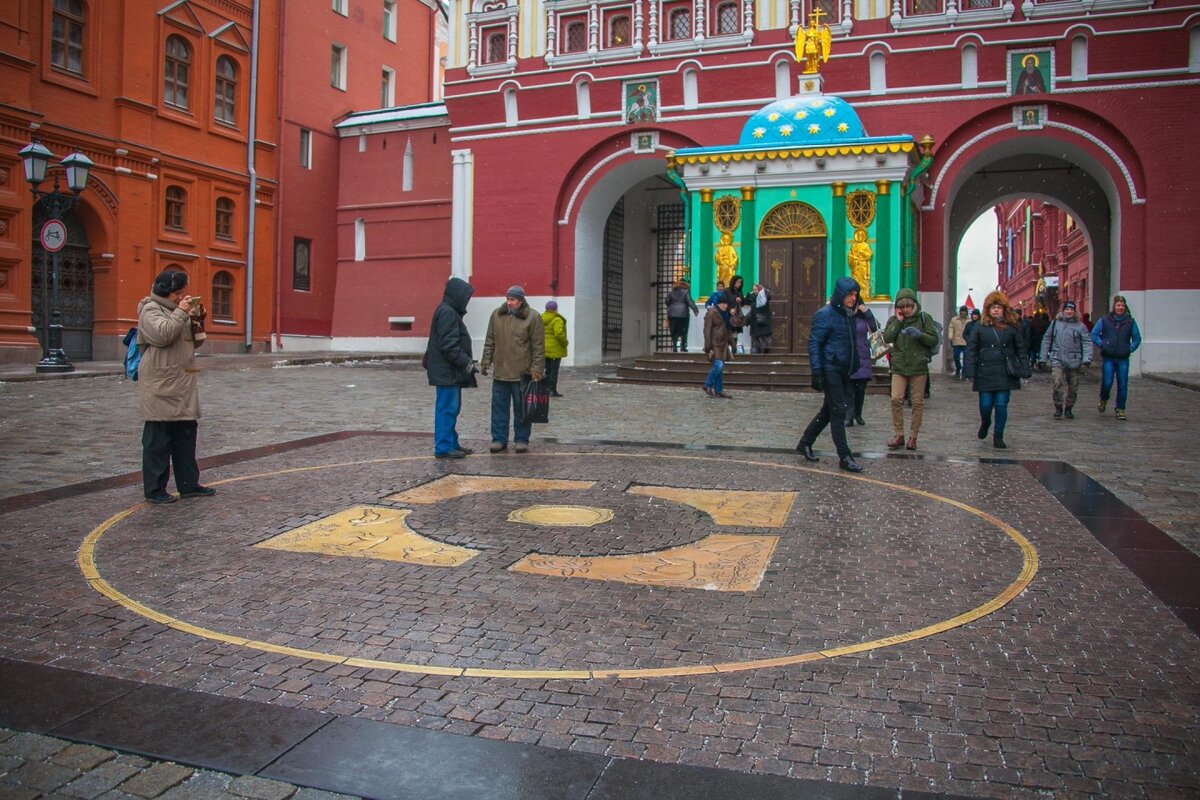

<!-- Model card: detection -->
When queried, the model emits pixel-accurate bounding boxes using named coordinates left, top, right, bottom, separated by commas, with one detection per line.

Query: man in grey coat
left=480, top=286, right=545, bottom=453
left=1038, top=300, right=1093, bottom=419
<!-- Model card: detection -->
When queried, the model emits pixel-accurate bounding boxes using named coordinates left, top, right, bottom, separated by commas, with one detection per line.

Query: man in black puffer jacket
left=796, top=276, right=864, bottom=472
left=425, top=277, right=478, bottom=458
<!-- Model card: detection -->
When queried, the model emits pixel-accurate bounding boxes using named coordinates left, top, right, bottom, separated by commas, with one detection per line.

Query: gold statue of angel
left=795, top=8, right=832, bottom=75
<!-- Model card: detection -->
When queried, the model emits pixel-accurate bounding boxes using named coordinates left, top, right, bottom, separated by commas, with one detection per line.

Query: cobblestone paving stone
left=1, top=360, right=1199, bottom=799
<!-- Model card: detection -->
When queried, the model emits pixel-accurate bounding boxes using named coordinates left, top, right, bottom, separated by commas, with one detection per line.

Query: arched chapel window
left=608, top=15, right=630, bottom=47
left=668, top=8, right=691, bottom=40
left=714, top=1, right=739, bottom=35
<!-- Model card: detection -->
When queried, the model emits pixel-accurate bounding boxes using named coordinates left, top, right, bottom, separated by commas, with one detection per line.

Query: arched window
left=51, top=0, right=85, bottom=74
left=212, top=271, right=234, bottom=320
left=576, top=80, right=592, bottom=118
left=165, top=185, right=187, bottom=231
left=682, top=68, right=698, bottom=109
left=869, top=51, right=886, bottom=95
left=668, top=8, right=691, bottom=40
left=774, top=59, right=791, bottom=99
left=164, top=35, right=191, bottom=110
left=564, top=20, right=586, bottom=53
left=714, top=1, right=739, bottom=35
left=1071, top=35, right=1088, bottom=81
left=485, top=30, right=505, bottom=63
left=961, top=44, right=978, bottom=89
left=215, top=197, right=234, bottom=239
left=608, top=15, right=630, bottom=47
left=1191, top=27, right=1200, bottom=73
left=214, top=56, right=238, bottom=125
left=503, top=87, right=518, bottom=126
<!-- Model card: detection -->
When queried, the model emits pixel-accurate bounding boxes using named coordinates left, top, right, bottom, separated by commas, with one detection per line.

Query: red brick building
left=996, top=198, right=1091, bottom=321
left=428, top=0, right=1200, bottom=373
left=0, top=0, right=279, bottom=362
left=273, top=0, right=444, bottom=351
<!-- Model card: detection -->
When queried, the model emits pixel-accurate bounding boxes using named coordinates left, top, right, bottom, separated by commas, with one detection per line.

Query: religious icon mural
left=1010, top=50, right=1052, bottom=96
left=625, top=80, right=659, bottom=123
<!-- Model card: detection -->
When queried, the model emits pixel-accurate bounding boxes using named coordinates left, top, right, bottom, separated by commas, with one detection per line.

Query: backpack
left=122, top=327, right=142, bottom=381
left=922, top=313, right=943, bottom=358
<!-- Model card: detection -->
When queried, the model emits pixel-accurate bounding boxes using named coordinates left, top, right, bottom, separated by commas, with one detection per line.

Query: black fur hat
left=152, top=269, right=190, bottom=297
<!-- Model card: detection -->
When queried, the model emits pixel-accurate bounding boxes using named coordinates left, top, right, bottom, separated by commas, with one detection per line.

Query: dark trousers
left=800, top=371, right=852, bottom=458
left=142, top=420, right=200, bottom=497
left=668, top=317, right=690, bottom=352
left=545, top=358, right=562, bottom=394
left=490, top=380, right=532, bottom=445
left=846, top=378, right=868, bottom=419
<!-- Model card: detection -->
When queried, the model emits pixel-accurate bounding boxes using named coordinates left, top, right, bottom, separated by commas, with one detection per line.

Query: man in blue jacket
left=1091, top=294, right=1142, bottom=420
left=796, top=277, right=864, bottom=472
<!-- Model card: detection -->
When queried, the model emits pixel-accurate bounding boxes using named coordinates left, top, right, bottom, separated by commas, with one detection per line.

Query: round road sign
left=40, top=220, right=67, bottom=253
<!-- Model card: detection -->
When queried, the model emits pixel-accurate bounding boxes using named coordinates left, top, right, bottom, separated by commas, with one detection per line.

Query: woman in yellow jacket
left=542, top=300, right=569, bottom=397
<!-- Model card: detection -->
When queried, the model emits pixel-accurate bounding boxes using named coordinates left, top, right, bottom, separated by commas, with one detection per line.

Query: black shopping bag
left=520, top=375, right=551, bottom=424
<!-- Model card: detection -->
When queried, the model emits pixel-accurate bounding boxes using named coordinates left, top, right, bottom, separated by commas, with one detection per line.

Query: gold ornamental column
left=830, top=182, right=847, bottom=286
left=739, top=186, right=756, bottom=282
left=874, top=180, right=891, bottom=299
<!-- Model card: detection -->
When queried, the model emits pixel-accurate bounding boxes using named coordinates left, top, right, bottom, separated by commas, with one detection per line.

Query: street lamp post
left=19, top=140, right=93, bottom=373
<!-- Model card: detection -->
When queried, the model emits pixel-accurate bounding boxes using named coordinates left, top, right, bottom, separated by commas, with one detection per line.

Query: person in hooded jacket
left=747, top=283, right=773, bottom=354
left=136, top=268, right=214, bottom=504
left=1037, top=300, right=1092, bottom=419
left=542, top=300, right=568, bottom=397
left=796, top=277, right=864, bottom=472
left=1091, top=294, right=1142, bottom=420
left=424, top=277, right=477, bottom=458
left=665, top=280, right=699, bottom=352
left=965, top=291, right=1029, bottom=449
left=845, top=299, right=879, bottom=428
left=882, top=288, right=938, bottom=451
left=481, top=286, right=545, bottom=453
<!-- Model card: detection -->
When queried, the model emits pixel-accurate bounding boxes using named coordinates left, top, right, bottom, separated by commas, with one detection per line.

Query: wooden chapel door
left=757, top=203, right=828, bottom=354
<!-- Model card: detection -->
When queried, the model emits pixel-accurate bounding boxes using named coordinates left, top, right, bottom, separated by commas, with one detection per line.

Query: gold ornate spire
left=795, top=9, right=832, bottom=75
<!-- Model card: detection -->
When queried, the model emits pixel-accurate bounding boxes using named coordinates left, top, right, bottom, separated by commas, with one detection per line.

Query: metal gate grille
left=654, top=203, right=686, bottom=352
left=601, top=199, right=624, bottom=356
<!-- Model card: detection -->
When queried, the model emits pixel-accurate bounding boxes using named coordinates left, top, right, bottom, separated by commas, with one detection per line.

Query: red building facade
left=0, top=0, right=279, bottom=362
left=996, top=198, right=1091, bottom=320
left=432, top=0, right=1200, bottom=372
left=274, top=0, right=443, bottom=351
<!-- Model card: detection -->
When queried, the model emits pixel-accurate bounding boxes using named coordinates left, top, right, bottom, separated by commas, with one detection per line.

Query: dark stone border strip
left=1022, top=461, right=1200, bottom=635
left=0, top=657, right=975, bottom=800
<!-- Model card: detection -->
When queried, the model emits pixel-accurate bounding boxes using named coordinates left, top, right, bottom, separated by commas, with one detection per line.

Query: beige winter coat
left=481, top=301, right=545, bottom=382
left=137, top=295, right=200, bottom=421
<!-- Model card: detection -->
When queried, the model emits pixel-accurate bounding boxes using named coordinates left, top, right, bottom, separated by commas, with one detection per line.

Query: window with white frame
left=576, top=80, right=591, bottom=118
left=381, top=66, right=395, bottom=106
left=299, top=128, right=312, bottom=168
left=467, top=0, right=518, bottom=74
left=503, top=87, right=518, bottom=126
left=682, top=68, right=698, bottom=108
left=383, top=0, right=397, bottom=40
left=1071, top=35, right=1088, bottom=81
left=354, top=218, right=366, bottom=261
left=961, top=44, right=978, bottom=89
left=333, top=0, right=347, bottom=15
left=330, top=43, right=347, bottom=90
left=869, top=51, right=886, bottom=94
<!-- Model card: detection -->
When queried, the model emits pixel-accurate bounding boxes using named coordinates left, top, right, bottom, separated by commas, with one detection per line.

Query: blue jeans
left=704, top=359, right=725, bottom=393
left=434, top=386, right=463, bottom=455
left=978, top=390, right=1011, bottom=435
left=952, top=345, right=966, bottom=375
left=1100, top=357, right=1130, bottom=410
left=490, top=380, right=531, bottom=445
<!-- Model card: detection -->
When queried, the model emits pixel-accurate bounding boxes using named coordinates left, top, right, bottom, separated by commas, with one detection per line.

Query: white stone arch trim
left=558, top=144, right=675, bottom=225
left=923, top=122, right=1145, bottom=212
left=950, top=32, right=985, bottom=49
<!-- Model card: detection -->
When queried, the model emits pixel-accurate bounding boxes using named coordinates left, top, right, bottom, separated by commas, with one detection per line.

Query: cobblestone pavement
left=2, top=359, right=1198, bottom=554
left=1, top=359, right=1198, bottom=799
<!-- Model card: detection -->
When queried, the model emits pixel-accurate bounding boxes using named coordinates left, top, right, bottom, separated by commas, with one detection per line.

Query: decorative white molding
left=559, top=144, right=673, bottom=224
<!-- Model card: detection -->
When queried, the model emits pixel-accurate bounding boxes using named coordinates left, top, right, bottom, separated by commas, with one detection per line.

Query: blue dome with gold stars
left=739, top=94, right=866, bottom=147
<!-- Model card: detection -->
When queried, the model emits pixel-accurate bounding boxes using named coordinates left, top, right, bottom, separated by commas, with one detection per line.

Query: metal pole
left=36, top=197, right=74, bottom=373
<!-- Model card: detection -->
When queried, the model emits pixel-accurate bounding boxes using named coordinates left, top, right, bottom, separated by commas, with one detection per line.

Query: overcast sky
left=955, top=213, right=1000, bottom=309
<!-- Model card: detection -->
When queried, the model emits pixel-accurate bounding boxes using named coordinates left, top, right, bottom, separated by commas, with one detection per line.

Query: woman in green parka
left=542, top=300, right=569, bottom=397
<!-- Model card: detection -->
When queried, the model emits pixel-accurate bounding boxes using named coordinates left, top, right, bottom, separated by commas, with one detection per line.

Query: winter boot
left=993, top=433, right=1007, bottom=449
left=1053, top=405, right=1063, bottom=419
left=1064, top=407, right=1074, bottom=419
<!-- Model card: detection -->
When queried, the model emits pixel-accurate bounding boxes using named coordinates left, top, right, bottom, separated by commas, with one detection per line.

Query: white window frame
left=299, top=128, right=312, bottom=169
left=331, top=43, right=347, bottom=90
left=961, top=43, right=978, bottom=89
left=467, top=0, right=519, bottom=77
left=354, top=218, right=366, bottom=261
left=333, top=0, right=348, bottom=15
left=682, top=67, right=698, bottom=109
left=381, top=65, right=395, bottom=106
left=576, top=79, right=592, bottom=118
left=383, top=0, right=397, bottom=40
left=869, top=50, right=886, bottom=94
left=1070, top=35, right=1088, bottom=82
